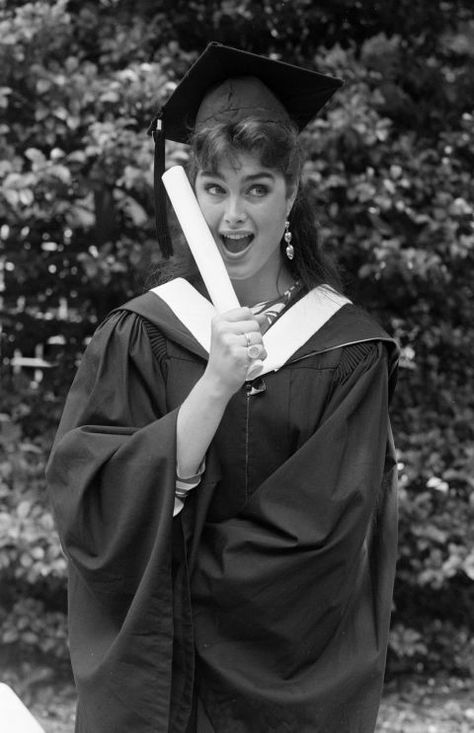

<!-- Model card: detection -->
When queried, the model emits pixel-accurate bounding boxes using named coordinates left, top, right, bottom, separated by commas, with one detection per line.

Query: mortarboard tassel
left=148, top=114, right=173, bottom=258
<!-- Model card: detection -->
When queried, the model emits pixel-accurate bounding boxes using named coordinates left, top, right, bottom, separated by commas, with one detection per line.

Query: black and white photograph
left=1, top=1, right=473, bottom=731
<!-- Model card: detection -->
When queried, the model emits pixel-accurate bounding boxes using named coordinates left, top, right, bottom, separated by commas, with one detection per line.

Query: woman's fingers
left=215, top=330, right=266, bottom=359
left=213, top=319, right=262, bottom=338
left=215, top=307, right=263, bottom=330
left=219, top=307, right=254, bottom=322
left=206, top=307, right=267, bottom=393
left=254, top=313, right=269, bottom=328
left=241, top=331, right=261, bottom=347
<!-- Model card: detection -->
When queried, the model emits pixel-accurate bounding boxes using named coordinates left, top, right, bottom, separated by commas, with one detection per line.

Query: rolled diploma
left=162, top=165, right=239, bottom=313
left=0, top=683, right=45, bottom=733
left=162, top=165, right=263, bottom=378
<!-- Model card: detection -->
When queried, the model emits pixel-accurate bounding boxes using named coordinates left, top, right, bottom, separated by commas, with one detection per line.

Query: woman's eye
left=204, top=183, right=225, bottom=195
left=248, top=184, right=269, bottom=197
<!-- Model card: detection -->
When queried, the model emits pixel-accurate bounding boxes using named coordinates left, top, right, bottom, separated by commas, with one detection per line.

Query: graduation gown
left=46, top=284, right=399, bottom=733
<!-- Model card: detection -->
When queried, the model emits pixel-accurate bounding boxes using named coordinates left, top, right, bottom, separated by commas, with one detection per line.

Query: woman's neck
left=231, top=265, right=294, bottom=307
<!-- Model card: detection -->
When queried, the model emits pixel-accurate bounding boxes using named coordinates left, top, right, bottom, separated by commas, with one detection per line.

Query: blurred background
left=0, top=1, right=473, bottom=730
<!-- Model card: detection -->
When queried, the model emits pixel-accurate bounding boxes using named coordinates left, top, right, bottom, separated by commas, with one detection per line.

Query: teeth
left=222, top=233, right=251, bottom=239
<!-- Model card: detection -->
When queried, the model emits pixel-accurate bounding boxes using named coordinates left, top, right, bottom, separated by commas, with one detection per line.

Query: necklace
left=251, top=280, right=301, bottom=333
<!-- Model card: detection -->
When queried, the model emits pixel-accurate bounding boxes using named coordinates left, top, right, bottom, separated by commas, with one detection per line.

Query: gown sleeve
left=46, top=309, right=177, bottom=586
left=45, top=310, right=189, bottom=731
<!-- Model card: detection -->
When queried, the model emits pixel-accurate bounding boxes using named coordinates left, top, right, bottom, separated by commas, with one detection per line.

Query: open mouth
left=220, top=233, right=254, bottom=254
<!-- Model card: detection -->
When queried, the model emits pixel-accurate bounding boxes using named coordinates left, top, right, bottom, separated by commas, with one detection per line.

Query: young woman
left=47, top=44, right=399, bottom=733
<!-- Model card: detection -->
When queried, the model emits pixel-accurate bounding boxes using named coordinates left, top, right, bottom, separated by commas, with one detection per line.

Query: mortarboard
left=148, top=42, right=343, bottom=257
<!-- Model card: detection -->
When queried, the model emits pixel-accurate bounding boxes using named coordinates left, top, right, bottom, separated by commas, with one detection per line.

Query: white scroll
left=161, top=165, right=240, bottom=313
left=0, top=684, right=45, bottom=733
left=161, top=165, right=263, bottom=378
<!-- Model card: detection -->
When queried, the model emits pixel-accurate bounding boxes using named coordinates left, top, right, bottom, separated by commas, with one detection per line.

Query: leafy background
left=1, top=0, right=473, bottom=701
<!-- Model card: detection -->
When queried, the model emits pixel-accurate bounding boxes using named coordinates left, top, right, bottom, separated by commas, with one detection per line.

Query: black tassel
left=148, top=114, right=173, bottom=258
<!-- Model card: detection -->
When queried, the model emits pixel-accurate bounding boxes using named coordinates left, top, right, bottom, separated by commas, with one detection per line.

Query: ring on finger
left=247, top=344, right=261, bottom=360
left=244, top=332, right=252, bottom=347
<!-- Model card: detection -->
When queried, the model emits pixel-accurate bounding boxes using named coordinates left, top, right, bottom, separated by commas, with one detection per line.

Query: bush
left=0, top=377, right=67, bottom=660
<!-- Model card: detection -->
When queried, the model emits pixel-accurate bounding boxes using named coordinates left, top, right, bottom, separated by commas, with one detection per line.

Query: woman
left=47, top=44, right=399, bottom=732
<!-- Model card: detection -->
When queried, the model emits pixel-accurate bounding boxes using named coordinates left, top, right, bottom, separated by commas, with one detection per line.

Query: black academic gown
left=46, top=287, right=398, bottom=733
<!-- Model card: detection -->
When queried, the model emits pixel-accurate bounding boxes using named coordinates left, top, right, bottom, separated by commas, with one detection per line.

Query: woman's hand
left=177, top=308, right=266, bottom=479
left=203, top=307, right=267, bottom=396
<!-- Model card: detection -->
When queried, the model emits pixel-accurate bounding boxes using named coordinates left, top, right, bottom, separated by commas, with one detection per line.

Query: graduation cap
left=148, top=42, right=343, bottom=257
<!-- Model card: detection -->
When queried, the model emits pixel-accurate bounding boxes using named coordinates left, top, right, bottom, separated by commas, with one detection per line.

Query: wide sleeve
left=45, top=310, right=189, bottom=732
left=46, top=309, right=178, bottom=587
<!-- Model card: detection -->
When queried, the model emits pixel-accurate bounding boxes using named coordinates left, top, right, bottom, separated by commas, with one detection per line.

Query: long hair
left=154, top=118, right=342, bottom=292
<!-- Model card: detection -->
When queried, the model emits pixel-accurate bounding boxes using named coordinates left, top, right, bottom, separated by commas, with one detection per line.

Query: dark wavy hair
left=154, top=118, right=342, bottom=293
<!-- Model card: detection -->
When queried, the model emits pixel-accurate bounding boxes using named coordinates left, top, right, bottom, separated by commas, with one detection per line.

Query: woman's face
left=195, top=152, right=296, bottom=289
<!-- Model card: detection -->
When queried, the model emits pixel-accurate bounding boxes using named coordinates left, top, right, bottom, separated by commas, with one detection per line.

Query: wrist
left=199, top=369, right=237, bottom=403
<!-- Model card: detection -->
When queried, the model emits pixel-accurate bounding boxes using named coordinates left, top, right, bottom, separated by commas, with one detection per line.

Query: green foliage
left=1, top=0, right=473, bottom=676
left=388, top=621, right=474, bottom=679
left=0, top=380, right=67, bottom=659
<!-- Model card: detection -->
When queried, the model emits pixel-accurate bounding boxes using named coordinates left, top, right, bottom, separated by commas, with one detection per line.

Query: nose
left=223, top=195, right=246, bottom=225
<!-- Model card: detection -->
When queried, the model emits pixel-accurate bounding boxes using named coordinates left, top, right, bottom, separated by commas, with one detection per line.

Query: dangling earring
left=284, top=220, right=294, bottom=261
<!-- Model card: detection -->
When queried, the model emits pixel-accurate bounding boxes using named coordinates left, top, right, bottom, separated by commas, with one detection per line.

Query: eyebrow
left=199, top=170, right=275, bottom=182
